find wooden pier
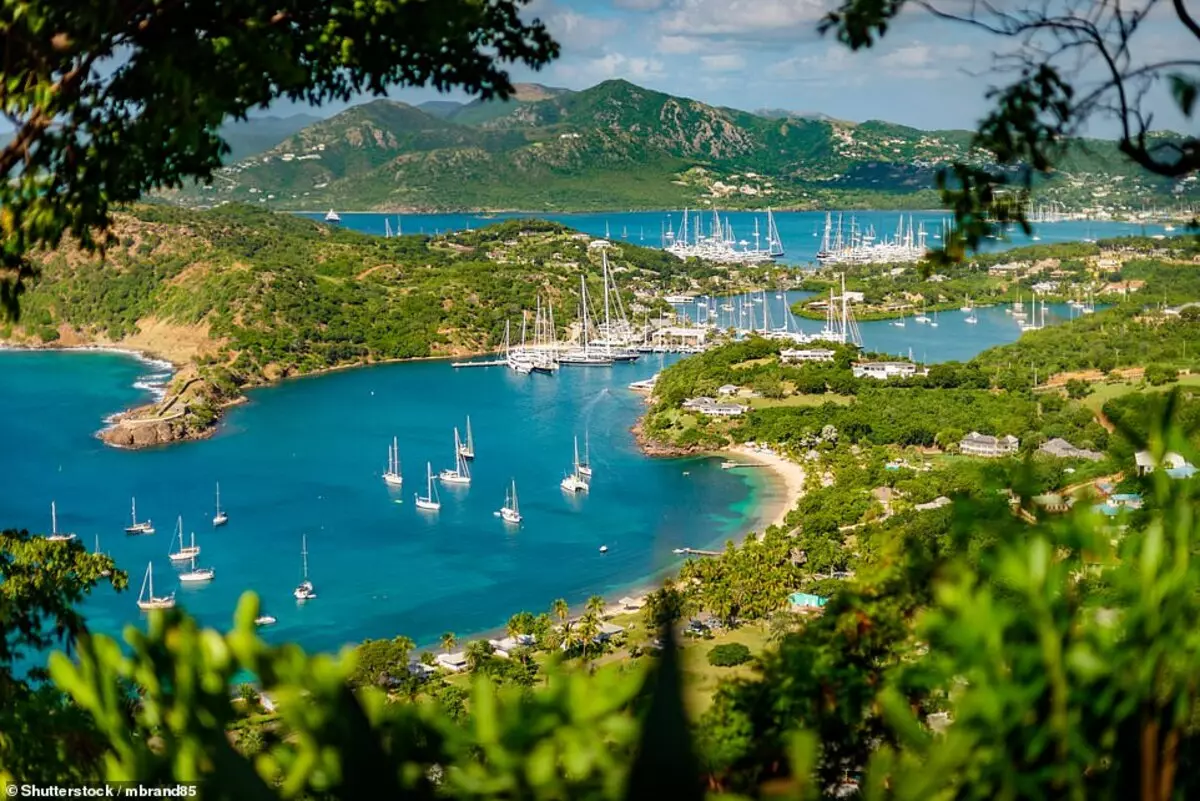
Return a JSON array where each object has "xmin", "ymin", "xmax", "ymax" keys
[
  {"xmin": 672, "ymin": 548, "xmax": 722, "ymax": 557},
  {"xmin": 720, "ymin": 461, "xmax": 765, "ymax": 470},
  {"xmin": 450, "ymin": 359, "xmax": 508, "ymax": 369}
]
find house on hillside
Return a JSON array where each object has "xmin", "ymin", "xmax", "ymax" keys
[
  {"xmin": 781, "ymin": 347, "xmax": 836, "ymax": 363},
  {"xmin": 960, "ymin": 432, "xmax": 1020, "ymax": 457},
  {"xmin": 1039, "ymin": 438, "xmax": 1104, "ymax": 461},
  {"xmin": 852, "ymin": 361, "xmax": 924, "ymax": 380},
  {"xmin": 789, "ymin": 592, "xmax": 828, "ymax": 611},
  {"xmin": 1135, "ymin": 450, "xmax": 1196, "ymax": 477}
]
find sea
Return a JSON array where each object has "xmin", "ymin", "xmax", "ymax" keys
[
  {"xmin": 0, "ymin": 208, "xmax": 1134, "ymax": 658},
  {"xmin": 300, "ymin": 209, "xmax": 1163, "ymax": 265},
  {"xmin": 0, "ymin": 288, "xmax": 1094, "ymax": 657}
]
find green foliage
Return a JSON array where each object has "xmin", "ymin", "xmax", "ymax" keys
[
  {"xmin": 0, "ymin": 0, "xmax": 559, "ymax": 318},
  {"xmin": 706, "ymin": 644, "xmax": 752, "ymax": 668}
]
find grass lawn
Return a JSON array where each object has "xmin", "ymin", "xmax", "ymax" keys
[
  {"xmin": 1080, "ymin": 375, "xmax": 1200, "ymax": 413},
  {"xmin": 731, "ymin": 357, "xmax": 776, "ymax": 370},
  {"xmin": 749, "ymin": 393, "xmax": 853, "ymax": 409},
  {"xmin": 678, "ymin": 624, "xmax": 771, "ymax": 717}
]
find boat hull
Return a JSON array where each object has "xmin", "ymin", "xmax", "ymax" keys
[{"xmin": 383, "ymin": 473, "xmax": 404, "ymax": 487}]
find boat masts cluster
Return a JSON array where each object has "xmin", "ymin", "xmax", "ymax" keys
[
  {"xmin": 816, "ymin": 212, "xmax": 929, "ymax": 266},
  {"xmin": 661, "ymin": 208, "xmax": 784, "ymax": 264}
]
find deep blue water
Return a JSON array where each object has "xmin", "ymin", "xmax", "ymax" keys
[
  {"xmin": 301, "ymin": 210, "xmax": 1159, "ymax": 266},
  {"xmin": 0, "ymin": 292, "xmax": 1094, "ymax": 654}
]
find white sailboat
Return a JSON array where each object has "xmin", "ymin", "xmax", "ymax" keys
[
  {"xmin": 892, "ymin": 308, "xmax": 906, "ymax": 328},
  {"xmin": 965, "ymin": 309, "xmax": 979, "ymax": 325},
  {"xmin": 496, "ymin": 479, "xmax": 522, "ymax": 524},
  {"xmin": 212, "ymin": 482, "xmax": 228, "ymax": 527},
  {"xmin": 961, "ymin": 296, "xmax": 974, "ymax": 313},
  {"xmin": 179, "ymin": 551, "xmax": 214, "ymax": 583},
  {"xmin": 45, "ymin": 501, "xmax": 76, "ymax": 542},
  {"xmin": 168, "ymin": 517, "xmax": 200, "ymax": 562},
  {"xmin": 558, "ymin": 275, "xmax": 614, "ymax": 366},
  {"xmin": 439, "ymin": 428, "xmax": 472, "ymax": 485},
  {"xmin": 914, "ymin": 301, "xmax": 931, "ymax": 324},
  {"xmin": 294, "ymin": 535, "xmax": 316, "ymax": 601},
  {"xmin": 930, "ymin": 309, "xmax": 940, "ymax": 328},
  {"xmin": 578, "ymin": 431, "xmax": 593, "ymax": 478},
  {"xmin": 136, "ymin": 562, "xmax": 175, "ymax": 610},
  {"xmin": 255, "ymin": 613, "xmax": 277, "ymax": 626},
  {"xmin": 95, "ymin": 535, "xmax": 112, "ymax": 577},
  {"xmin": 560, "ymin": 437, "xmax": 590, "ymax": 493},
  {"xmin": 459, "ymin": 417, "xmax": 475, "ymax": 460},
  {"xmin": 383, "ymin": 436, "xmax": 403, "ymax": 487},
  {"xmin": 415, "ymin": 462, "xmax": 441, "ymax": 511},
  {"xmin": 125, "ymin": 497, "xmax": 154, "ymax": 535}
]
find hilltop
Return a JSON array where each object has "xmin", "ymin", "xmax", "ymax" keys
[
  {"xmin": 2, "ymin": 204, "xmax": 759, "ymax": 448},
  {"xmin": 172, "ymin": 79, "xmax": 1190, "ymax": 213}
]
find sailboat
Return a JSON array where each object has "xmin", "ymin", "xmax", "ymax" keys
[
  {"xmin": 383, "ymin": 436, "xmax": 403, "ymax": 487},
  {"xmin": 255, "ymin": 613, "xmax": 277, "ymax": 627},
  {"xmin": 560, "ymin": 437, "xmax": 589, "ymax": 493},
  {"xmin": 965, "ymin": 309, "xmax": 979, "ymax": 325},
  {"xmin": 136, "ymin": 562, "xmax": 175, "ymax": 610},
  {"xmin": 914, "ymin": 302, "xmax": 931, "ymax": 324},
  {"xmin": 95, "ymin": 535, "xmax": 112, "ymax": 577},
  {"xmin": 212, "ymin": 483, "xmax": 228, "ymax": 527},
  {"xmin": 496, "ymin": 479, "xmax": 522, "ymax": 524},
  {"xmin": 168, "ymin": 517, "xmax": 200, "ymax": 562},
  {"xmin": 46, "ymin": 501, "xmax": 76, "ymax": 542},
  {"xmin": 179, "ymin": 550, "xmax": 214, "ymax": 583},
  {"xmin": 558, "ymin": 275, "xmax": 614, "ymax": 366},
  {"xmin": 930, "ymin": 309, "xmax": 940, "ymax": 328},
  {"xmin": 578, "ymin": 431, "xmax": 593, "ymax": 478},
  {"xmin": 892, "ymin": 308, "xmax": 906, "ymax": 328},
  {"xmin": 125, "ymin": 497, "xmax": 154, "ymax": 535},
  {"xmin": 294, "ymin": 535, "xmax": 316, "ymax": 601},
  {"xmin": 415, "ymin": 462, "xmax": 441, "ymax": 511},
  {"xmin": 439, "ymin": 428, "xmax": 472, "ymax": 485},
  {"xmin": 961, "ymin": 296, "xmax": 975, "ymax": 313},
  {"xmin": 459, "ymin": 417, "xmax": 475, "ymax": 460}
]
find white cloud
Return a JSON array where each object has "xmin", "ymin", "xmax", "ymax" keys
[
  {"xmin": 876, "ymin": 42, "xmax": 973, "ymax": 77},
  {"xmin": 658, "ymin": 0, "xmax": 834, "ymax": 42},
  {"xmin": 553, "ymin": 52, "xmax": 666, "ymax": 85},
  {"xmin": 657, "ymin": 34, "xmax": 703, "ymax": 54},
  {"xmin": 766, "ymin": 46, "xmax": 855, "ymax": 82},
  {"xmin": 543, "ymin": 9, "xmax": 625, "ymax": 55},
  {"xmin": 700, "ymin": 53, "xmax": 746, "ymax": 72},
  {"xmin": 613, "ymin": 0, "xmax": 666, "ymax": 8}
]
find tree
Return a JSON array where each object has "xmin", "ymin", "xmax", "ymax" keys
[
  {"xmin": 350, "ymin": 636, "xmax": 415, "ymax": 688},
  {"xmin": 819, "ymin": 0, "xmax": 1199, "ymax": 260},
  {"xmin": 464, "ymin": 639, "xmax": 495, "ymax": 672},
  {"xmin": 586, "ymin": 595, "xmax": 606, "ymax": 618},
  {"xmin": 1065, "ymin": 378, "xmax": 1094, "ymax": 399},
  {"xmin": 551, "ymin": 597, "xmax": 569, "ymax": 626},
  {"xmin": 0, "ymin": 0, "xmax": 559, "ymax": 316},
  {"xmin": 440, "ymin": 631, "xmax": 456, "ymax": 655}
]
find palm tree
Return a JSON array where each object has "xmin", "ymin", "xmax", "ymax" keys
[
  {"xmin": 551, "ymin": 598, "xmax": 568, "ymax": 625},
  {"xmin": 464, "ymin": 639, "xmax": 494, "ymax": 672},
  {"xmin": 577, "ymin": 611, "xmax": 601, "ymax": 669},
  {"xmin": 585, "ymin": 595, "xmax": 606, "ymax": 618},
  {"xmin": 440, "ymin": 631, "xmax": 456, "ymax": 655}
]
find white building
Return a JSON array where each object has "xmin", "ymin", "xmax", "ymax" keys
[
  {"xmin": 960, "ymin": 432, "xmax": 1020, "ymax": 457},
  {"xmin": 852, "ymin": 361, "xmax": 922, "ymax": 380},
  {"xmin": 698, "ymin": 402, "xmax": 748, "ymax": 417},
  {"xmin": 781, "ymin": 347, "xmax": 836, "ymax": 363}
]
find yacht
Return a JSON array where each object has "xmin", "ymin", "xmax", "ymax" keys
[
  {"xmin": 179, "ymin": 552, "xmax": 214, "ymax": 583},
  {"xmin": 382, "ymin": 436, "xmax": 403, "ymax": 487},
  {"xmin": 294, "ymin": 535, "xmax": 317, "ymax": 601},
  {"xmin": 136, "ymin": 562, "xmax": 175, "ymax": 610},
  {"xmin": 212, "ymin": 482, "xmax": 228, "ymax": 527},
  {"xmin": 168, "ymin": 517, "xmax": 200, "ymax": 562},
  {"xmin": 45, "ymin": 501, "xmax": 76, "ymax": 542},
  {"xmin": 439, "ymin": 428, "xmax": 472, "ymax": 485},
  {"xmin": 95, "ymin": 535, "xmax": 112, "ymax": 577},
  {"xmin": 560, "ymin": 437, "xmax": 590, "ymax": 494},
  {"xmin": 459, "ymin": 417, "xmax": 475, "ymax": 460},
  {"xmin": 578, "ymin": 431, "xmax": 593, "ymax": 478},
  {"xmin": 496, "ymin": 480, "xmax": 522, "ymax": 524},
  {"xmin": 125, "ymin": 497, "xmax": 154, "ymax": 535},
  {"xmin": 254, "ymin": 615, "xmax": 277, "ymax": 627},
  {"xmin": 324, "ymin": 209, "xmax": 341, "ymax": 224},
  {"xmin": 415, "ymin": 462, "xmax": 441, "ymax": 511}
]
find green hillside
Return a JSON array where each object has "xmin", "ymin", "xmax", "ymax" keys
[{"xmin": 172, "ymin": 79, "xmax": 1189, "ymax": 213}]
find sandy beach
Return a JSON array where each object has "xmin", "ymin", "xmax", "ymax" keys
[{"xmin": 724, "ymin": 443, "xmax": 807, "ymax": 531}]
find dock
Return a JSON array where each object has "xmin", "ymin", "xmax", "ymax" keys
[
  {"xmin": 450, "ymin": 359, "xmax": 508, "ymax": 369},
  {"xmin": 720, "ymin": 461, "xmax": 765, "ymax": 470},
  {"xmin": 672, "ymin": 548, "xmax": 722, "ymax": 557}
]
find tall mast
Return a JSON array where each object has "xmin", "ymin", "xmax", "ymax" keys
[{"xmin": 602, "ymin": 252, "xmax": 612, "ymax": 356}]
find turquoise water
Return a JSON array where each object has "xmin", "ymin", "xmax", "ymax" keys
[
  {"xmin": 0, "ymin": 296, "xmax": 1090, "ymax": 654},
  {"xmin": 301, "ymin": 210, "xmax": 1158, "ymax": 266}
]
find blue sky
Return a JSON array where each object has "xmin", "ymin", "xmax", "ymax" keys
[{"xmin": 276, "ymin": 0, "xmax": 1194, "ymax": 136}]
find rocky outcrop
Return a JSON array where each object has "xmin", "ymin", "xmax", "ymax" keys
[{"xmin": 97, "ymin": 367, "xmax": 223, "ymax": 449}]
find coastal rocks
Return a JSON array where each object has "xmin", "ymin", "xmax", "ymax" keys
[
  {"xmin": 98, "ymin": 367, "xmax": 224, "ymax": 449},
  {"xmin": 630, "ymin": 419, "xmax": 711, "ymax": 457}
]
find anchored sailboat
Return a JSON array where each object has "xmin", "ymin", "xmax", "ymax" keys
[
  {"xmin": 496, "ymin": 479, "xmax": 522, "ymax": 524},
  {"xmin": 168, "ymin": 516, "xmax": 200, "ymax": 562},
  {"xmin": 179, "ymin": 550, "xmax": 214, "ymax": 583},
  {"xmin": 95, "ymin": 535, "xmax": 112, "ymax": 577},
  {"xmin": 459, "ymin": 417, "xmax": 475, "ymax": 460},
  {"xmin": 578, "ymin": 431, "xmax": 593, "ymax": 478},
  {"xmin": 212, "ymin": 483, "xmax": 228, "ymax": 527},
  {"xmin": 294, "ymin": 535, "xmax": 316, "ymax": 601},
  {"xmin": 560, "ymin": 437, "xmax": 590, "ymax": 493},
  {"xmin": 383, "ymin": 436, "xmax": 403, "ymax": 486},
  {"xmin": 415, "ymin": 462, "xmax": 441, "ymax": 511},
  {"xmin": 125, "ymin": 497, "xmax": 154, "ymax": 535},
  {"xmin": 439, "ymin": 428, "xmax": 472, "ymax": 485},
  {"xmin": 45, "ymin": 501, "xmax": 76, "ymax": 542},
  {"xmin": 136, "ymin": 562, "xmax": 175, "ymax": 610}
]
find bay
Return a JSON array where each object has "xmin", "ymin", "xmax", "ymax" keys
[
  {"xmin": 300, "ymin": 209, "xmax": 1159, "ymax": 265},
  {"xmin": 0, "ymin": 290, "xmax": 1089, "ymax": 655}
]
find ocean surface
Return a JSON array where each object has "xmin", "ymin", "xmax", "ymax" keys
[
  {"xmin": 0, "ymin": 289, "xmax": 1092, "ymax": 655},
  {"xmin": 300, "ymin": 209, "xmax": 1161, "ymax": 266}
]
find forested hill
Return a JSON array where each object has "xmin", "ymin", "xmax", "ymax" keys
[
  {"xmin": 171, "ymin": 79, "xmax": 1188, "ymax": 213},
  {"xmin": 1, "ymin": 205, "xmax": 697, "ymax": 446}
]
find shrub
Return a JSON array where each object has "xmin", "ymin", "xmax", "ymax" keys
[{"xmin": 707, "ymin": 643, "xmax": 752, "ymax": 667}]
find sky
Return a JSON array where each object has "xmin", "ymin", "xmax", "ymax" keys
[{"xmin": 265, "ymin": 0, "xmax": 1195, "ymax": 136}]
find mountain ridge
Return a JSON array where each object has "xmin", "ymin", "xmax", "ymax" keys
[{"xmin": 178, "ymin": 79, "xmax": 1190, "ymax": 213}]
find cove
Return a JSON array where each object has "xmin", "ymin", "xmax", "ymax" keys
[{"xmin": 0, "ymin": 290, "xmax": 1086, "ymax": 653}]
